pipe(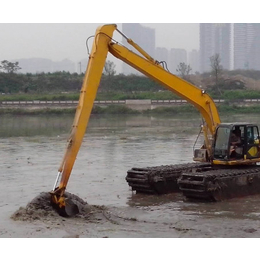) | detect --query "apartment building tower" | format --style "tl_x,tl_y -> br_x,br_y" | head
200,23 -> 231,73
234,23 -> 260,70
188,49 -> 200,73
